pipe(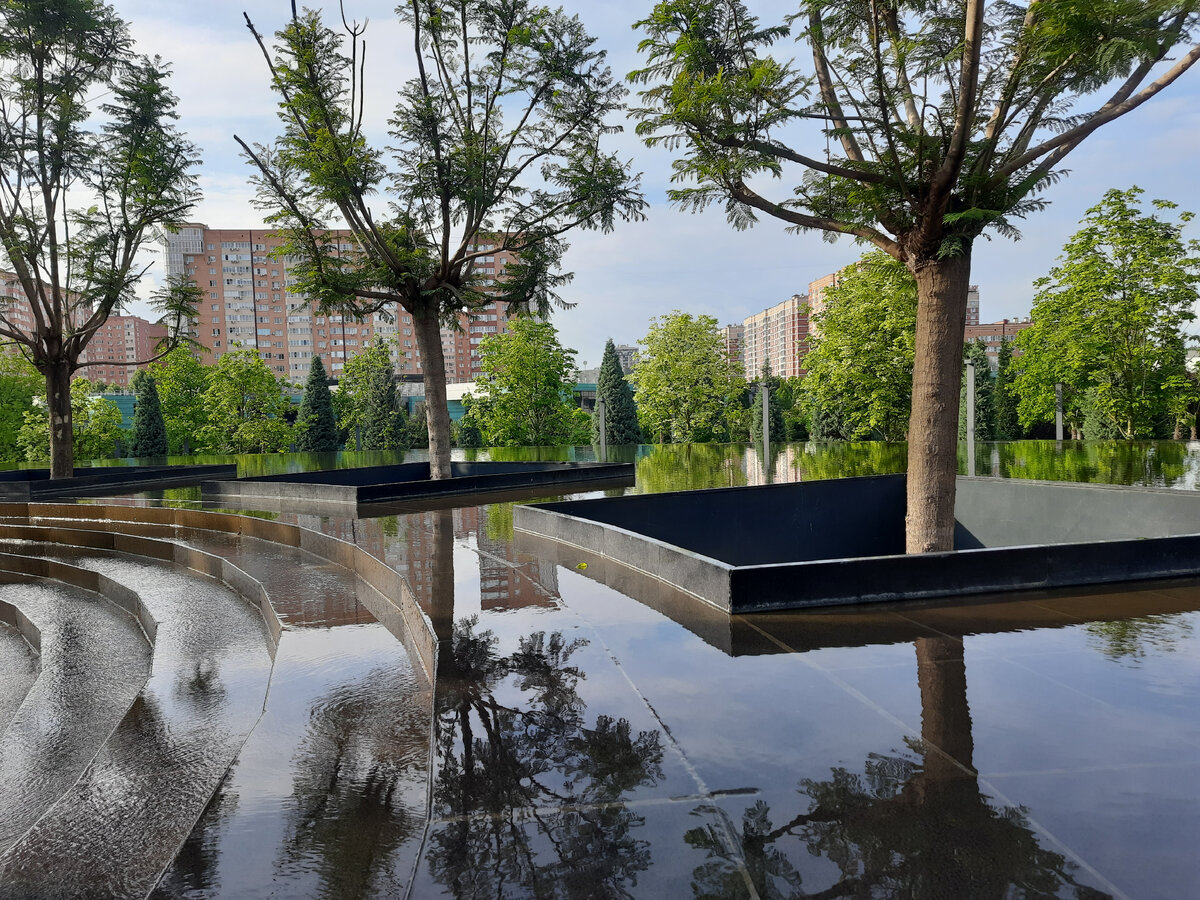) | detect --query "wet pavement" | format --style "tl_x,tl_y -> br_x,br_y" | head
0,452 -> 1197,897
0,622 -> 37,734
